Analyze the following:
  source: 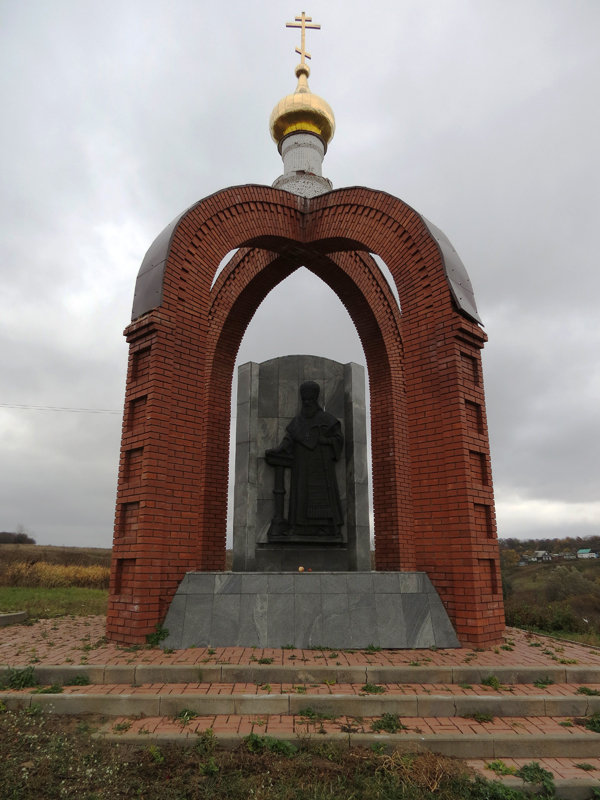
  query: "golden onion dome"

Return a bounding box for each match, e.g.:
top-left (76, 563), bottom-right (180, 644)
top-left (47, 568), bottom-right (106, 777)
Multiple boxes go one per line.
top-left (269, 63), bottom-right (335, 149)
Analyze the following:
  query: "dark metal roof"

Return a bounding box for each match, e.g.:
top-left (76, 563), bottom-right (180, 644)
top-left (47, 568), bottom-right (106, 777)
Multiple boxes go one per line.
top-left (420, 216), bottom-right (482, 324)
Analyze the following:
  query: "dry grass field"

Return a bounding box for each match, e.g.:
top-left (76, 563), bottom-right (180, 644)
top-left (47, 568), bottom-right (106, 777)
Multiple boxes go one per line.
top-left (0, 543), bottom-right (111, 568)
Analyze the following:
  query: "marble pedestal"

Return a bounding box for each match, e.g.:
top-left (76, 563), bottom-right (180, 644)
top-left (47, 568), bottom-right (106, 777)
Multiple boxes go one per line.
top-left (162, 572), bottom-right (460, 650)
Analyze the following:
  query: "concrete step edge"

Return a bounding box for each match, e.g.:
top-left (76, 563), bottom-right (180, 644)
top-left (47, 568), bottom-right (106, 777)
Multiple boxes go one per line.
top-left (4, 691), bottom-right (600, 718)
top-left (4, 663), bottom-right (600, 686)
top-left (91, 730), bottom-right (600, 760)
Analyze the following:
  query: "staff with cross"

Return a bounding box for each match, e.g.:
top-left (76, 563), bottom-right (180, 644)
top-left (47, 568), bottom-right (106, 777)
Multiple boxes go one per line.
top-left (286, 12), bottom-right (320, 65)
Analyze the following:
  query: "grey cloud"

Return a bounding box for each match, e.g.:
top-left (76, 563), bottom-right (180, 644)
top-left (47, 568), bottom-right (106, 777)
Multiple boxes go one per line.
top-left (0, 0), bottom-right (598, 546)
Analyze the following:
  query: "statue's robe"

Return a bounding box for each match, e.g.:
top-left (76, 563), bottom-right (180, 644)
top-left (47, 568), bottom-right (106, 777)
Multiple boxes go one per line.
top-left (279, 408), bottom-right (344, 535)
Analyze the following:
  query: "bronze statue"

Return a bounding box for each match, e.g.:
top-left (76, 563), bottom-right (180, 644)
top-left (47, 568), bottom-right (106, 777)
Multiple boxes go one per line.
top-left (265, 381), bottom-right (344, 540)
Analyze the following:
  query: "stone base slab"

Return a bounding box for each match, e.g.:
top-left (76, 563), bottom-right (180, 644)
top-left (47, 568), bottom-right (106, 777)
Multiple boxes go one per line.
top-left (162, 571), bottom-right (460, 650)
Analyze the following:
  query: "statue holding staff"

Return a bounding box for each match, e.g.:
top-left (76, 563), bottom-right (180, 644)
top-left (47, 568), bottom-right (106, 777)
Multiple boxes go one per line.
top-left (265, 381), bottom-right (344, 539)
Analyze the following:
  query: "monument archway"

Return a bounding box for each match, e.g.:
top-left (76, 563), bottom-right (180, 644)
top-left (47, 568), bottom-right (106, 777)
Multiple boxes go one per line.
top-left (107, 185), bottom-right (504, 646)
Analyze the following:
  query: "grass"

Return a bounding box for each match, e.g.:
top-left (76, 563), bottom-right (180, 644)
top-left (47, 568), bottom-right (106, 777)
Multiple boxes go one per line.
top-left (0, 586), bottom-right (108, 617)
top-left (0, 706), bottom-right (547, 800)
top-left (0, 561), bottom-right (110, 589)
top-left (503, 559), bottom-right (600, 644)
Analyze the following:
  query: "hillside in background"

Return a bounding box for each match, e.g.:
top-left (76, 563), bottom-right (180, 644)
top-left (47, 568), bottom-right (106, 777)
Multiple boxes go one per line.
top-left (500, 535), bottom-right (600, 558)
top-left (0, 543), bottom-right (111, 568)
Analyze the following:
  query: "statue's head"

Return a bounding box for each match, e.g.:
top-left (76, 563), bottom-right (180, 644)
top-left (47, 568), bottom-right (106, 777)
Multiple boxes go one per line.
top-left (300, 381), bottom-right (320, 417)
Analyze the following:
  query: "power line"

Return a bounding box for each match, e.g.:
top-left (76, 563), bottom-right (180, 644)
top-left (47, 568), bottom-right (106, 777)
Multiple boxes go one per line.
top-left (0, 403), bottom-right (121, 415)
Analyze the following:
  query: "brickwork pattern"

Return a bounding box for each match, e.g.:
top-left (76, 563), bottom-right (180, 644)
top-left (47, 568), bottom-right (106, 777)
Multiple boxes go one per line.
top-left (107, 185), bottom-right (503, 646)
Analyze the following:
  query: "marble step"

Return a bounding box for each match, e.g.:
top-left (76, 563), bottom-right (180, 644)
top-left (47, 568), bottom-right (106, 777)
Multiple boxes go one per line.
top-left (6, 662), bottom-right (600, 686)
top-left (89, 713), bottom-right (600, 759)
top-left (3, 685), bottom-right (600, 719)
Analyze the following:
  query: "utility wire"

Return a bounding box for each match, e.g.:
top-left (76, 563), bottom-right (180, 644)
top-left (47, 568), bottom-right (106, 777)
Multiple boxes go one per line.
top-left (0, 403), bottom-right (121, 415)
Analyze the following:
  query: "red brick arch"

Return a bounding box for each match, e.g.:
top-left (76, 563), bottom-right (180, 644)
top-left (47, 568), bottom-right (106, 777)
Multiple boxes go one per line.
top-left (107, 185), bottom-right (504, 646)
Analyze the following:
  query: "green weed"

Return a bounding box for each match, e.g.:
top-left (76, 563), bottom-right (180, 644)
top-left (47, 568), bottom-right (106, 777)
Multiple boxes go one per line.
top-left (486, 760), bottom-right (517, 776)
top-left (370, 714), bottom-right (407, 733)
top-left (64, 674), bottom-right (91, 686)
top-left (148, 744), bottom-right (164, 763)
top-left (361, 684), bottom-right (386, 694)
top-left (175, 708), bottom-right (198, 726)
top-left (5, 666), bottom-right (38, 689)
top-left (199, 756), bottom-right (219, 776)
top-left (195, 728), bottom-right (217, 755)
top-left (244, 732), bottom-right (297, 757)
top-left (112, 721), bottom-right (131, 733)
top-left (584, 713), bottom-right (600, 733)
top-left (464, 712), bottom-right (494, 723)
top-left (145, 624), bottom-right (169, 647)
top-left (481, 675), bottom-right (502, 691)
top-left (33, 683), bottom-right (63, 694)
top-left (515, 761), bottom-right (555, 795)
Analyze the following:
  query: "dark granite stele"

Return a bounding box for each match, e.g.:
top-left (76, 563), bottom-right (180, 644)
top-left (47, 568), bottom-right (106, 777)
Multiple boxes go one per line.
top-left (162, 572), bottom-right (460, 650)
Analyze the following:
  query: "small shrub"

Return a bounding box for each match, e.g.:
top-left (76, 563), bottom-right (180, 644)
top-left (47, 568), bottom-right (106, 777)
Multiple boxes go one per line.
top-left (64, 674), bottom-right (90, 686)
top-left (361, 684), bottom-right (386, 694)
top-left (244, 733), bottom-right (297, 756)
top-left (146, 624), bottom-right (169, 647)
top-left (370, 713), bottom-right (407, 733)
top-left (533, 677), bottom-right (554, 689)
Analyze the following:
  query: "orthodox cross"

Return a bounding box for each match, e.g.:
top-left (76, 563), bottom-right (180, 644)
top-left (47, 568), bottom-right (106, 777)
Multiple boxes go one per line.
top-left (286, 12), bottom-right (320, 65)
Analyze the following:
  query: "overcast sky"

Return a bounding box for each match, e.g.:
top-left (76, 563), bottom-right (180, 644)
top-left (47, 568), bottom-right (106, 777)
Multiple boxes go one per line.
top-left (0, 0), bottom-right (598, 549)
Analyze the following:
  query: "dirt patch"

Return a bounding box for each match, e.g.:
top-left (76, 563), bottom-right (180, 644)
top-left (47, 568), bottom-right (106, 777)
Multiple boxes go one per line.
top-left (0, 708), bottom-right (506, 800)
